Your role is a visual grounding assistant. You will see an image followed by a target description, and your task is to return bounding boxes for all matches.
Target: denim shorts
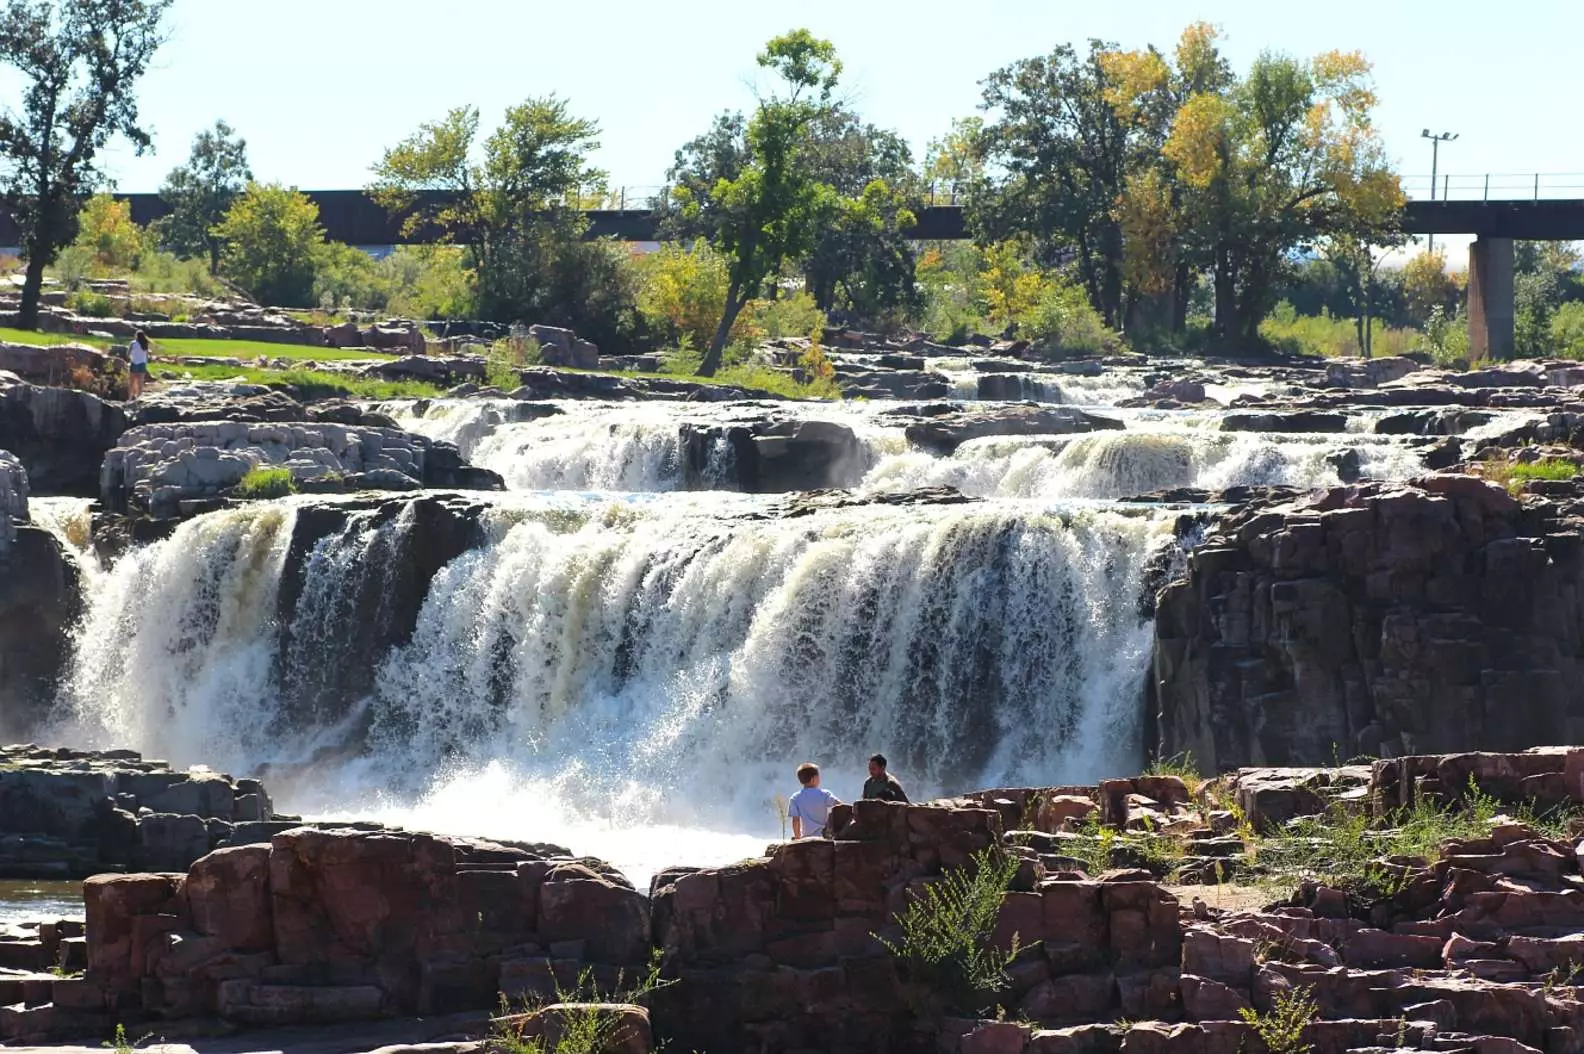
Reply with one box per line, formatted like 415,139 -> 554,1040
130,362 -> 147,375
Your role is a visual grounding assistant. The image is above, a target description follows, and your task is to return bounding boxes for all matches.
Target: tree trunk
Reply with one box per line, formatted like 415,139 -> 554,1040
208,238 -> 222,276
700,284 -> 747,378
1212,252 -> 1236,346
18,249 -> 48,331
1171,263 -> 1190,334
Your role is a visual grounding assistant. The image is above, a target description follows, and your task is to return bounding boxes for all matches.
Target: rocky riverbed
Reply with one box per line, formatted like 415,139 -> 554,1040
1,748 -> 1584,1054
10,332 -> 1584,1050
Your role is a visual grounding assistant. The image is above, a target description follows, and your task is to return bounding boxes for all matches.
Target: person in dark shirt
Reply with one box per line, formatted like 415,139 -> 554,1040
862,754 -> 909,803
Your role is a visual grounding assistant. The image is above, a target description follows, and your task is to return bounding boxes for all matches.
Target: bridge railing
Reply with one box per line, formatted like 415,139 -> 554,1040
1402,173 -> 1584,203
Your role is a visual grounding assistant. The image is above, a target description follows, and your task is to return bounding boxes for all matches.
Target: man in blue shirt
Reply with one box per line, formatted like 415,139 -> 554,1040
788,762 -> 842,839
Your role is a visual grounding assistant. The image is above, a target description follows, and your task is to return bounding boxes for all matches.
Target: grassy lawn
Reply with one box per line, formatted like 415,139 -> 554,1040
0,326 -> 112,348
0,327 -> 394,361
564,363 -> 839,400
151,362 -> 443,400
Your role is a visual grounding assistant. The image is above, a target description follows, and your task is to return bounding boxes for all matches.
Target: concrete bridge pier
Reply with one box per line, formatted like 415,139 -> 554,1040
1467,236 -> 1515,360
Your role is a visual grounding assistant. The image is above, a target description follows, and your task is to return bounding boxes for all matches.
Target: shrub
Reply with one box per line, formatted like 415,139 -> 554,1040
73,194 -> 144,270
492,952 -> 670,1054
484,330 -> 542,390
1239,986 -> 1318,1054
877,846 -> 1021,1018
1021,277 -> 1112,357
380,245 -> 475,319
750,289 -> 826,341
1553,301 -> 1584,360
68,290 -> 116,318
636,240 -> 733,351
233,466 -> 296,499
214,183 -> 326,307
1415,303 -> 1472,368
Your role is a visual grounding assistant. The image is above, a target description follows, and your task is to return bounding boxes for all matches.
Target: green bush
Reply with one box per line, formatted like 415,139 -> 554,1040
878,846 -> 1021,1018
68,290 -> 116,317
1260,301 -> 1418,359
214,183 -> 326,307
1415,303 -> 1472,368
750,290 -> 826,340
233,466 -> 296,499
380,245 -> 475,319
1022,278 -> 1112,357
1509,458 -> 1580,483
1552,301 -> 1584,360
1239,986 -> 1318,1054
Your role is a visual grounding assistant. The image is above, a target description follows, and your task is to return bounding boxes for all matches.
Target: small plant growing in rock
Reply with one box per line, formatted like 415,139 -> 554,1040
877,846 -> 1021,1018
492,950 -> 672,1054
1544,961 -> 1584,993
102,1024 -> 151,1054
234,466 -> 296,500
1146,751 -> 1204,795
1239,985 -> 1318,1054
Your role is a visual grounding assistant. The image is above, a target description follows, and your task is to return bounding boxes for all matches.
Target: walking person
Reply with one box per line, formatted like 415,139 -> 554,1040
788,762 -> 841,839
862,754 -> 909,803
127,329 -> 151,400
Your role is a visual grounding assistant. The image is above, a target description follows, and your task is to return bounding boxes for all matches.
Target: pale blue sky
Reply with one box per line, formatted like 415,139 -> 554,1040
86,0 -> 1584,200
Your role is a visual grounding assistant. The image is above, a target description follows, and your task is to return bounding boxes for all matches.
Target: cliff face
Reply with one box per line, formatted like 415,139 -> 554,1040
1153,475 -> 1584,772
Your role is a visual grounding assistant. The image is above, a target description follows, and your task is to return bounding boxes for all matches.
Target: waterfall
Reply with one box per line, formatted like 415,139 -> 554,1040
860,423 -> 1427,499
56,492 -> 1171,883
390,401 -> 688,492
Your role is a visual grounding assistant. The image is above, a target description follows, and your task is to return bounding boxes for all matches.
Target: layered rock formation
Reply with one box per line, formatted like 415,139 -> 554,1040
1152,475 -> 1584,771
36,827 -> 643,1039
0,455 -> 78,734
11,748 -> 1584,1054
100,421 -> 502,517
0,746 -> 276,879
0,377 -> 128,495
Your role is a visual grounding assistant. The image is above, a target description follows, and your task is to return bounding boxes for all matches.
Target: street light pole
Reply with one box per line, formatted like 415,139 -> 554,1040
1421,129 -> 1459,255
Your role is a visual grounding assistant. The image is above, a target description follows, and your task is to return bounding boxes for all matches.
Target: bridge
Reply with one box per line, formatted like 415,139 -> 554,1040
6,173 -> 1583,358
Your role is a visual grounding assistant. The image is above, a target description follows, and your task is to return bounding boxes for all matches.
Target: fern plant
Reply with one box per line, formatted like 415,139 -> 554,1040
877,847 -> 1021,1018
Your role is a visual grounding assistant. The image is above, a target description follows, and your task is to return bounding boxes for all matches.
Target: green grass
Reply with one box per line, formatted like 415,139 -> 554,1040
1259,303 -> 1418,359
157,337 -> 395,362
1509,458 -> 1580,482
0,326 -> 112,348
151,362 -> 444,400
0,326 -> 393,361
1482,455 -> 1580,494
234,467 -> 296,499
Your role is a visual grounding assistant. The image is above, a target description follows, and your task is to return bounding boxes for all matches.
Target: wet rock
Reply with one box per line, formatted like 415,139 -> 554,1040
0,460 -> 79,734
0,745 -> 275,878
1221,410 -> 1350,433
891,403 -> 1124,455
679,416 -> 866,492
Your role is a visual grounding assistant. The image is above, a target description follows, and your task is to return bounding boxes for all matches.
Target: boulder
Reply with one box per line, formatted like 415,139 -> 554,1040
529,325 -> 599,369
890,403 -> 1125,455
1220,410 -> 1350,433
679,415 -> 866,492
100,421 -> 501,516
0,379 -> 128,495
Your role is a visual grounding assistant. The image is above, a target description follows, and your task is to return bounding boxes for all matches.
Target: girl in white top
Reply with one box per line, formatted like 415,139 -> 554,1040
128,329 -> 150,399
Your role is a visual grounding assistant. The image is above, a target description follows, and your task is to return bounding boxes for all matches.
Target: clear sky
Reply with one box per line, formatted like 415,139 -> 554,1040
81,0 -> 1584,204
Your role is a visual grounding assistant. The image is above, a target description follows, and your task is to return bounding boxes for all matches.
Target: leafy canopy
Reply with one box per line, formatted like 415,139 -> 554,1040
0,0 -> 172,327
156,120 -> 252,272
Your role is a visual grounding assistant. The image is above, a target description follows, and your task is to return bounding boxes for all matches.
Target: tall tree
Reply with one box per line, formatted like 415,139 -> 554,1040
156,119 -> 252,273
370,97 -> 636,346
213,183 -> 325,307
675,30 -> 841,376
0,0 -> 171,329
1163,49 -> 1402,349
975,40 -> 1136,327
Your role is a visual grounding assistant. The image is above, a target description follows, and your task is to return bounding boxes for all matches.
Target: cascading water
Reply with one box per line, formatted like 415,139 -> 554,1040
50,384 -> 1481,886
390,401 -> 689,492
860,418 -> 1429,500
55,490 -> 1171,885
